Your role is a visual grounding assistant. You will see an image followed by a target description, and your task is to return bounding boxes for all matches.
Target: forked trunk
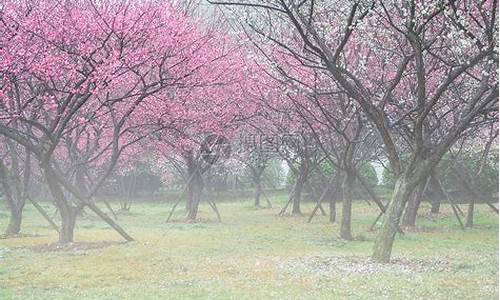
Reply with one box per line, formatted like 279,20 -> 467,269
44,167 -> 77,243
372,172 -> 421,262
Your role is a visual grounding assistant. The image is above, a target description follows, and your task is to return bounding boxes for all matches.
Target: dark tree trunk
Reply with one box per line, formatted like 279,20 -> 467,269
44,167 -> 77,243
254,178 -> 262,207
59,208 -> 77,243
328,176 -> 341,223
185,154 -> 203,221
5,206 -> 23,236
430,199 -> 441,214
186,178 -> 202,221
466,201 -> 474,228
428,172 -> 442,214
290,161 -> 308,215
291,180 -> 303,215
329,193 -> 336,223
402,181 -> 426,227
252,165 -> 265,208
340,169 -> 354,240
0,159 -> 25,236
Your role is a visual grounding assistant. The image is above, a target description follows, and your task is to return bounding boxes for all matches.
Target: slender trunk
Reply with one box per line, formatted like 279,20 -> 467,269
291,162 -> 307,215
329,196 -> 336,223
254,178 -> 262,207
466,201 -> 474,228
0,160 -> 25,236
291,177 -> 304,215
402,181 -> 426,227
340,169 -> 354,240
329,176 -> 341,223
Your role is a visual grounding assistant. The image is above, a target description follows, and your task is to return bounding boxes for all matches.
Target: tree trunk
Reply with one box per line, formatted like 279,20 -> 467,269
402,181 -> 426,227
186,163 -> 203,221
44,167 -> 77,243
466,201 -> 474,228
0,160 -> 25,236
5,206 -> 23,236
430,199 -> 441,214
428,172 -> 441,214
328,175 -> 341,223
59,208 -> 76,243
372,173 -> 420,262
186,183 -> 201,221
291,182 -> 303,215
329,193 -> 336,223
340,169 -> 354,240
254,178 -> 262,207
291,161 -> 307,215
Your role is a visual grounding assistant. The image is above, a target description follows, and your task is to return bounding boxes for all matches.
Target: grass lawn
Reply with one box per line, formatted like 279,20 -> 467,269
0,195 -> 498,299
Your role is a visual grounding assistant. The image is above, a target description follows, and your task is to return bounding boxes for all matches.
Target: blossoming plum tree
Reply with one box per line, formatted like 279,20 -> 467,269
0,0 -> 256,241
209,0 -> 498,262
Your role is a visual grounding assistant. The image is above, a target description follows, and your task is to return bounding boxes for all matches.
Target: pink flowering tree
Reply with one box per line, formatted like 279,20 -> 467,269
139,30 -> 259,221
256,49 -> 385,238
0,0 -> 248,242
210,0 -> 498,262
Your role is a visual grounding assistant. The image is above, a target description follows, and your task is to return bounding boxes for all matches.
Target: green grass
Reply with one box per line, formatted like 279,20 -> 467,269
0,195 -> 498,299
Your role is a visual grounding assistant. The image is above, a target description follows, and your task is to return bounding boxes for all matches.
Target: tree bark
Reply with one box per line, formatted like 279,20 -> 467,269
0,160 -> 25,236
291,180 -> 303,215
465,201 -> 474,228
329,195 -> 336,223
371,161 -> 429,263
254,178 -> 262,207
329,175 -> 342,223
402,180 -> 426,227
185,154 -> 203,221
186,177 -> 202,221
372,177 -> 413,262
430,199 -> 441,214
5,206 -> 23,236
59,208 -> 77,243
340,169 -> 354,240
290,160 -> 308,215
428,171 -> 442,214
44,168 -> 77,243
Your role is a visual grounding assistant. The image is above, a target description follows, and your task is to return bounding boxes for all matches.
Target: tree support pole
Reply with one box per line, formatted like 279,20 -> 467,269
28,195 -> 59,233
